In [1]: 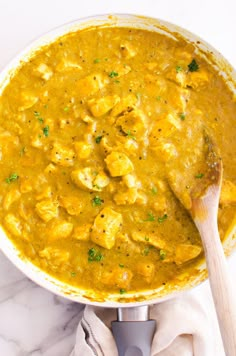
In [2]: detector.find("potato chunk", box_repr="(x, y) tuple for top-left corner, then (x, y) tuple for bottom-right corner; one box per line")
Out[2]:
(105, 151), (134, 177)
(174, 244), (202, 265)
(71, 168), (110, 191)
(48, 220), (73, 242)
(35, 199), (59, 222)
(91, 207), (123, 249)
(49, 142), (75, 167)
(88, 95), (120, 117)
(220, 179), (236, 205)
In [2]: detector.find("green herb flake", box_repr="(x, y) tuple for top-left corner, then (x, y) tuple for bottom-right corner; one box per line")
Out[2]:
(92, 196), (103, 207)
(63, 106), (69, 112)
(144, 236), (149, 242)
(71, 272), (77, 277)
(88, 248), (104, 262)
(160, 249), (167, 260)
(144, 212), (155, 222)
(126, 130), (136, 141)
(114, 80), (120, 84)
(34, 111), (44, 123)
(188, 59), (199, 72)
(151, 186), (158, 195)
(119, 263), (125, 268)
(108, 71), (119, 78)
(20, 147), (26, 156)
(156, 95), (161, 101)
(179, 113), (186, 120)
(42, 125), (49, 137)
(176, 65), (183, 73)
(95, 135), (103, 144)
(157, 214), (168, 223)
(119, 288), (126, 294)
(142, 247), (150, 256)
(94, 58), (101, 64)
(6, 173), (19, 184)
(136, 92), (141, 100)
(195, 173), (204, 179)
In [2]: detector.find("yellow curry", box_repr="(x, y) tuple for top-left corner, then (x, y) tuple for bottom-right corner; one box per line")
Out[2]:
(0, 25), (235, 296)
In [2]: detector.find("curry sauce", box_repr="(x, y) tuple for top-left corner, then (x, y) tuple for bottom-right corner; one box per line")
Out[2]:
(0, 26), (235, 295)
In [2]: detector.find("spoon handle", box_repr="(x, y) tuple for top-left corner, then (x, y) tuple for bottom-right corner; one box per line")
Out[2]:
(195, 213), (236, 356)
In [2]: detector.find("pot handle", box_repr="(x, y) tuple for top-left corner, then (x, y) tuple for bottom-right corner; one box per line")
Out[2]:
(111, 306), (156, 356)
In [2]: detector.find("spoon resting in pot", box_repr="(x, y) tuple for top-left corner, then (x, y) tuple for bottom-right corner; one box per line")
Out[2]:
(167, 132), (236, 356)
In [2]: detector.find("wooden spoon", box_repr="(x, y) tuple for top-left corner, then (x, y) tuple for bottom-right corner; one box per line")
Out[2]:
(168, 133), (236, 356)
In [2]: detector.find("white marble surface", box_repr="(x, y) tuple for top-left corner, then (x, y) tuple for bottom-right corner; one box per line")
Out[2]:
(0, 0), (236, 355)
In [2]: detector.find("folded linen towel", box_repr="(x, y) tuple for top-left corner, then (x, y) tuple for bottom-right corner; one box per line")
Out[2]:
(70, 283), (225, 356)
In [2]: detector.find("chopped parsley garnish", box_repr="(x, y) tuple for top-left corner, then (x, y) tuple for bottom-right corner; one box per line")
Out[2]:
(126, 130), (136, 140)
(71, 272), (77, 277)
(144, 212), (155, 222)
(95, 135), (103, 144)
(108, 71), (119, 78)
(88, 248), (104, 262)
(160, 249), (167, 260)
(42, 125), (49, 137)
(188, 59), (199, 72)
(142, 247), (150, 256)
(119, 263), (125, 268)
(144, 236), (149, 242)
(195, 173), (204, 178)
(6, 173), (19, 183)
(179, 113), (186, 120)
(156, 95), (161, 101)
(176, 65), (183, 73)
(63, 106), (69, 112)
(119, 288), (126, 294)
(34, 111), (44, 123)
(20, 147), (26, 156)
(92, 196), (103, 207)
(157, 214), (168, 223)
(151, 186), (158, 195)
(94, 58), (101, 63)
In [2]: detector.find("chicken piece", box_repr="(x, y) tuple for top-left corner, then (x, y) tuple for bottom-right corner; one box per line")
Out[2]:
(18, 92), (38, 111)
(36, 186), (53, 200)
(71, 168), (110, 191)
(114, 188), (137, 205)
(102, 268), (133, 289)
(47, 220), (74, 243)
(20, 177), (34, 193)
(59, 196), (83, 216)
(76, 73), (108, 98)
(220, 179), (236, 205)
(174, 244), (202, 265)
(131, 231), (168, 250)
(74, 141), (93, 160)
(73, 224), (91, 241)
(105, 151), (134, 177)
(186, 70), (210, 90)
(88, 95), (120, 117)
(120, 40), (137, 58)
(149, 113), (181, 145)
(152, 142), (178, 162)
(136, 262), (155, 283)
(91, 207), (123, 249)
(56, 59), (82, 72)
(167, 68), (187, 87)
(39, 247), (70, 268)
(44, 163), (57, 174)
(144, 62), (158, 71)
(3, 188), (21, 210)
(111, 94), (137, 117)
(34, 63), (53, 80)
(107, 63), (131, 78)
(49, 142), (75, 167)
(4, 213), (22, 237)
(35, 199), (59, 222)
(116, 109), (147, 139)
(153, 196), (168, 215)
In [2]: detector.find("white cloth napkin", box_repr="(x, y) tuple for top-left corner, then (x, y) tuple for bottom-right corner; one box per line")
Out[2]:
(70, 283), (225, 356)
